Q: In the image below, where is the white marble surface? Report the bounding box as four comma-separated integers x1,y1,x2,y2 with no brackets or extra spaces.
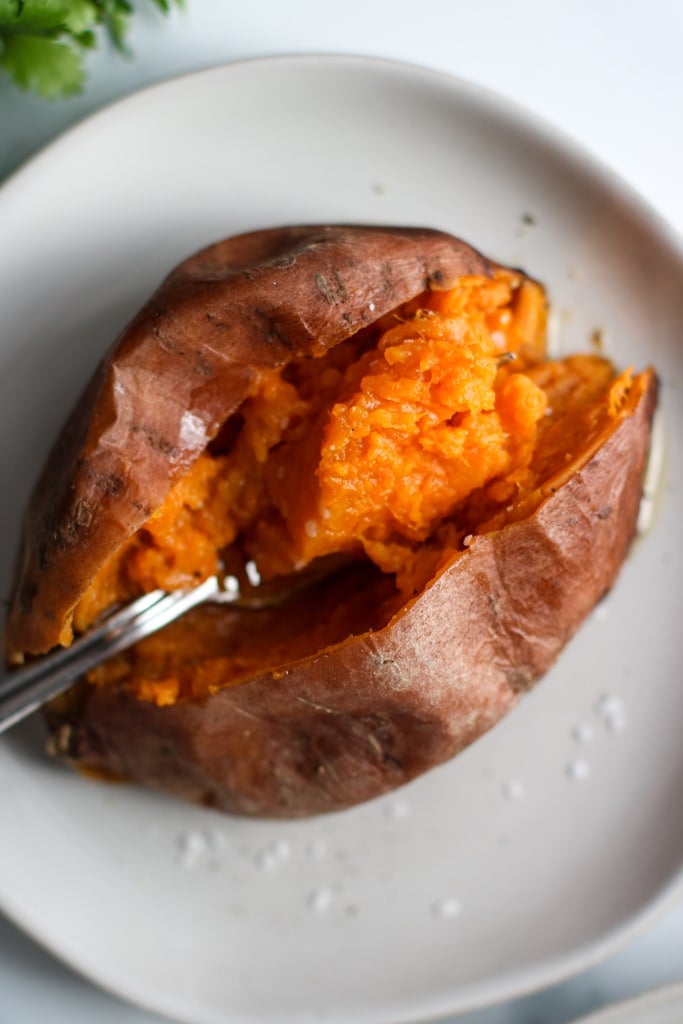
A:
1,2,682,1022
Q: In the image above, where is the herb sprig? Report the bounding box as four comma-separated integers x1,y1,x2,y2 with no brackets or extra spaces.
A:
0,0,180,99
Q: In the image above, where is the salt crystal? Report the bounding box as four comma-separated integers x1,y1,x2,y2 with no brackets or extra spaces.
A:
572,723,594,744
308,887,334,913
566,759,591,782
432,897,462,919
501,780,525,801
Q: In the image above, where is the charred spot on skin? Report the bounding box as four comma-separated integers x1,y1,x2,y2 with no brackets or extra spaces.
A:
155,331,185,357
271,254,297,269
370,654,397,668
102,474,124,498
427,267,444,289
333,270,348,302
37,479,84,559
506,667,535,693
315,273,335,305
74,461,123,499
153,436,178,458
74,500,91,528
53,499,92,550
193,349,214,377
131,424,178,458
132,500,153,516
596,505,613,520
205,312,234,334
381,261,395,298
152,305,170,323
251,309,295,351
314,272,348,306
151,308,185,354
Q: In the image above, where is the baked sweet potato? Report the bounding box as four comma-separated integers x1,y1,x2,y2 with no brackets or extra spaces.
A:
4,225,657,817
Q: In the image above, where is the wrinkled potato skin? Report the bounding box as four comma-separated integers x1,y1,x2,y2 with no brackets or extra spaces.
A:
47,373,656,817
5,225,657,818
6,226,490,661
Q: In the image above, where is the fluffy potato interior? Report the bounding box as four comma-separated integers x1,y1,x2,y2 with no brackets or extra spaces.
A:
74,269,642,705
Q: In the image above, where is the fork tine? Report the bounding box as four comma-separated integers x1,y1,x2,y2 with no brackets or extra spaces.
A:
0,575,229,734
104,576,222,650
93,588,170,633
0,588,170,701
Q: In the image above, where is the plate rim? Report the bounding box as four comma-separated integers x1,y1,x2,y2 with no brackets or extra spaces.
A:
2,51,682,258
1,52,683,1024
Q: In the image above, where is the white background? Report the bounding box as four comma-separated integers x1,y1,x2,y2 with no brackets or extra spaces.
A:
1,2,682,1022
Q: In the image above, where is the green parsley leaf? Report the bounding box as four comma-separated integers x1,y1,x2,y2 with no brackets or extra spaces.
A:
0,0,93,32
0,32,84,97
62,0,98,34
0,0,181,99
98,0,132,54
72,27,96,48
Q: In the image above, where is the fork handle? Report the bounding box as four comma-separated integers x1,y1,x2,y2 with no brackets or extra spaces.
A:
0,576,222,734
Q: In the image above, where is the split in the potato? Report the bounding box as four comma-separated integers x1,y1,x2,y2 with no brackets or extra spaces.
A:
74,270,642,706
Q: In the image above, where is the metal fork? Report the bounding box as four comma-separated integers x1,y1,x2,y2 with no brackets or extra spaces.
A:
0,574,242,734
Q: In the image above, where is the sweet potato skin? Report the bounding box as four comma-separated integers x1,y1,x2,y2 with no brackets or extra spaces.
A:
6,224,657,817
6,226,490,661
46,372,657,817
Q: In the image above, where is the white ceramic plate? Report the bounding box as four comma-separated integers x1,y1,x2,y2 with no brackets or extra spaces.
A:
0,56,682,1024
569,984,683,1024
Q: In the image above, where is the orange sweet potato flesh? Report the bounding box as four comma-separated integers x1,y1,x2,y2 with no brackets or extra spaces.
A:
6,226,493,660
72,269,549,652
4,225,657,818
